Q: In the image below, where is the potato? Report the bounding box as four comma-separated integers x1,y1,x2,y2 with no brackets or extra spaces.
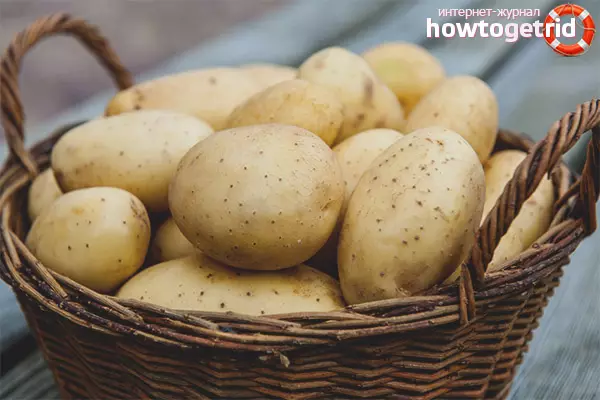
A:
443,150,554,283
151,217,195,263
309,128,404,272
227,79,344,146
169,124,345,271
241,63,297,89
298,47,405,144
484,150,554,271
27,169,63,222
334,128,404,214
105,68,261,130
26,187,150,293
117,254,345,315
338,127,485,304
51,110,212,212
362,42,445,114
405,76,498,163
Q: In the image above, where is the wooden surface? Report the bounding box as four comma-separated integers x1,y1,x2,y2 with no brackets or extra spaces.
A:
1,0,599,398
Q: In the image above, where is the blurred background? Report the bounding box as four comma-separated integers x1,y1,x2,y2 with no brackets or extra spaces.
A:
0,0,285,128
0,1,599,399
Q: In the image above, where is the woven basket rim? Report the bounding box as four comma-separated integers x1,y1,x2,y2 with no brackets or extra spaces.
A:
0,13,598,352
0,125,592,351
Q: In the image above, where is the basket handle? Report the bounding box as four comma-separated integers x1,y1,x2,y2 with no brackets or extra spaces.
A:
1,13,132,176
469,100,600,284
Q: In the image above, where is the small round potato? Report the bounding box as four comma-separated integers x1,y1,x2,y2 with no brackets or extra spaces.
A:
227,79,344,146
169,124,345,271
298,47,405,143
27,169,63,222
405,76,498,163
362,42,446,114
117,254,345,315
241,63,297,89
51,110,213,212
105,68,262,130
150,217,195,263
338,127,485,304
483,150,554,271
26,187,151,293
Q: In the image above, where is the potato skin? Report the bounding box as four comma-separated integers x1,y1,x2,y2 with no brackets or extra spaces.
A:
308,128,404,273
26,187,151,293
338,127,485,304
150,217,195,263
363,42,446,114
169,124,345,271
241,63,297,89
27,169,63,222
484,150,554,271
105,68,261,130
227,79,344,146
298,47,405,144
405,76,498,163
51,110,212,212
334,128,404,214
117,254,345,315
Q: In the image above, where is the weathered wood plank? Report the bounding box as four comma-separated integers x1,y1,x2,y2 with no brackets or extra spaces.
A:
0,350,60,400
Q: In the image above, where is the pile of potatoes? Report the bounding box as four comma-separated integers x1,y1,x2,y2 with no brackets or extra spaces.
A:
25,43,555,316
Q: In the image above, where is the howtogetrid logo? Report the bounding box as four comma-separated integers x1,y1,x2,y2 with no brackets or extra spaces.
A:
428,4,596,57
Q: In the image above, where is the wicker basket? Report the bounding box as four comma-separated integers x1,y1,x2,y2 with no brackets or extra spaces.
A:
1,14,599,400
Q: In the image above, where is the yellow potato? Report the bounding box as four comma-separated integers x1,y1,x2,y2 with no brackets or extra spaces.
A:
27,168,63,222
105,68,261,130
334,128,404,214
117,254,345,315
484,150,554,271
227,79,344,146
51,110,212,212
169,124,345,271
444,150,555,283
363,42,446,114
338,127,485,304
308,128,404,273
150,217,195,262
26,187,151,293
298,47,405,143
406,75,498,163
241,63,297,89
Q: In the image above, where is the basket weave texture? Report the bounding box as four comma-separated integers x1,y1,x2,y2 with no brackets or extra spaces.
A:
1,14,599,400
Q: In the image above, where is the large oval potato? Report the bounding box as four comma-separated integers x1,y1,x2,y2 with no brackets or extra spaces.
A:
298,47,405,143
338,127,485,304
484,150,554,271
51,110,213,212
117,254,345,315
362,42,446,114
105,68,261,130
169,124,345,271
227,79,344,146
150,217,195,263
241,63,297,89
26,187,151,293
27,168,63,222
405,76,498,163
